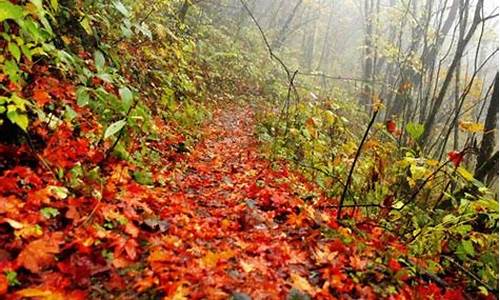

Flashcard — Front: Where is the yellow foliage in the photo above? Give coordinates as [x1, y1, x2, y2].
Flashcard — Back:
[459, 121, 484, 133]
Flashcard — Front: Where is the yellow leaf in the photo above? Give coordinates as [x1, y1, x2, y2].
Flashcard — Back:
[290, 273, 316, 295]
[372, 95, 384, 111]
[457, 167, 474, 182]
[322, 110, 336, 126]
[410, 164, 428, 180]
[16, 288, 65, 300]
[172, 284, 189, 300]
[200, 250, 234, 268]
[426, 159, 439, 167]
[240, 260, 255, 273]
[4, 218, 23, 229]
[459, 121, 484, 133]
[305, 117, 318, 138]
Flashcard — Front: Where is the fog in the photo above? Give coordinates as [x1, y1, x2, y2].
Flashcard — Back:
[197, 0, 498, 159]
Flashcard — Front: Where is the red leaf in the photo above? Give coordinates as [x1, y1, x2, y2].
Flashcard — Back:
[388, 258, 402, 272]
[447, 151, 464, 167]
[386, 120, 397, 134]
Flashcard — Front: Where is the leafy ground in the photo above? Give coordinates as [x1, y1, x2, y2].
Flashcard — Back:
[1, 102, 474, 299]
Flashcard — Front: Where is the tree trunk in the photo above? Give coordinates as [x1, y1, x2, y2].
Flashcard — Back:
[475, 72, 499, 184]
[421, 0, 484, 144]
[271, 0, 304, 50]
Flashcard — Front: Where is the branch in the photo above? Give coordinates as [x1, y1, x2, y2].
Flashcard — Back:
[442, 255, 498, 296]
[337, 108, 379, 219]
[238, 0, 291, 80]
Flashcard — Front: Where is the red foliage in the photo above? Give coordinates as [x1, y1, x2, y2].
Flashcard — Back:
[0, 91, 474, 299]
[386, 120, 397, 134]
[448, 150, 464, 167]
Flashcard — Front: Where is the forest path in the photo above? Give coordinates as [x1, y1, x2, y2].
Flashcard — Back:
[148, 104, 325, 298]
[140, 104, 418, 300]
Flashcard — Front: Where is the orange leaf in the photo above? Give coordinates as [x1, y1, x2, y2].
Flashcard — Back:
[33, 90, 52, 106]
[0, 273, 7, 295]
[291, 273, 316, 295]
[17, 234, 62, 273]
[125, 222, 139, 238]
[16, 288, 66, 300]
[124, 239, 138, 260]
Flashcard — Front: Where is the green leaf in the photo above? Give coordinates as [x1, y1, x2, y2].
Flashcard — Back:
[64, 105, 77, 120]
[5, 270, 20, 286]
[50, 0, 59, 11]
[119, 87, 133, 111]
[0, 0, 24, 23]
[6, 110, 28, 131]
[20, 45, 32, 61]
[405, 122, 424, 141]
[454, 224, 472, 235]
[40, 207, 60, 219]
[4, 59, 20, 83]
[48, 185, 68, 199]
[8, 42, 21, 62]
[80, 16, 93, 35]
[113, 1, 129, 17]
[104, 119, 127, 139]
[456, 239, 475, 260]
[94, 50, 105, 70]
[133, 170, 153, 185]
[76, 87, 89, 106]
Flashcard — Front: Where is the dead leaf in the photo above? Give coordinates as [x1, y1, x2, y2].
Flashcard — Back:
[290, 273, 316, 296]
[17, 234, 62, 272]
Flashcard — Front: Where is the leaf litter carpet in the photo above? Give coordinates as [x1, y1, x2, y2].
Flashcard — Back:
[1, 105, 466, 299]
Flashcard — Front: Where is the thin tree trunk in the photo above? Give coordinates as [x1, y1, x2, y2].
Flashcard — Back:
[271, 0, 304, 50]
[475, 72, 499, 183]
[421, 0, 484, 144]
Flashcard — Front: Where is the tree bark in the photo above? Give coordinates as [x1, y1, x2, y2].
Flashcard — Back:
[421, 0, 484, 144]
[475, 72, 499, 184]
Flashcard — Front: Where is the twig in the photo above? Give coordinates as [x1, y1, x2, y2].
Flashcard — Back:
[297, 72, 382, 83]
[442, 255, 498, 296]
[337, 108, 379, 219]
[25, 132, 57, 179]
[238, 0, 292, 80]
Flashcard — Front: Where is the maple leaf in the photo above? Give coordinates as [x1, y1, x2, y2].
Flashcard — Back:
[17, 234, 62, 273]
[290, 273, 316, 296]
[32, 90, 52, 106]
[349, 255, 368, 270]
[447, 151, 464, 167]
[200, 250, 234, 268]
[125, 238, 139, 260]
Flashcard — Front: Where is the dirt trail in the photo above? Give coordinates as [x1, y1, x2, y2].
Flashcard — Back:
[149, 105, 323, 298]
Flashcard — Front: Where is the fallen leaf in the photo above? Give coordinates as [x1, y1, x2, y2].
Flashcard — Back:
[290, 273, 315, 296]
[17, 234, 62, 272]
